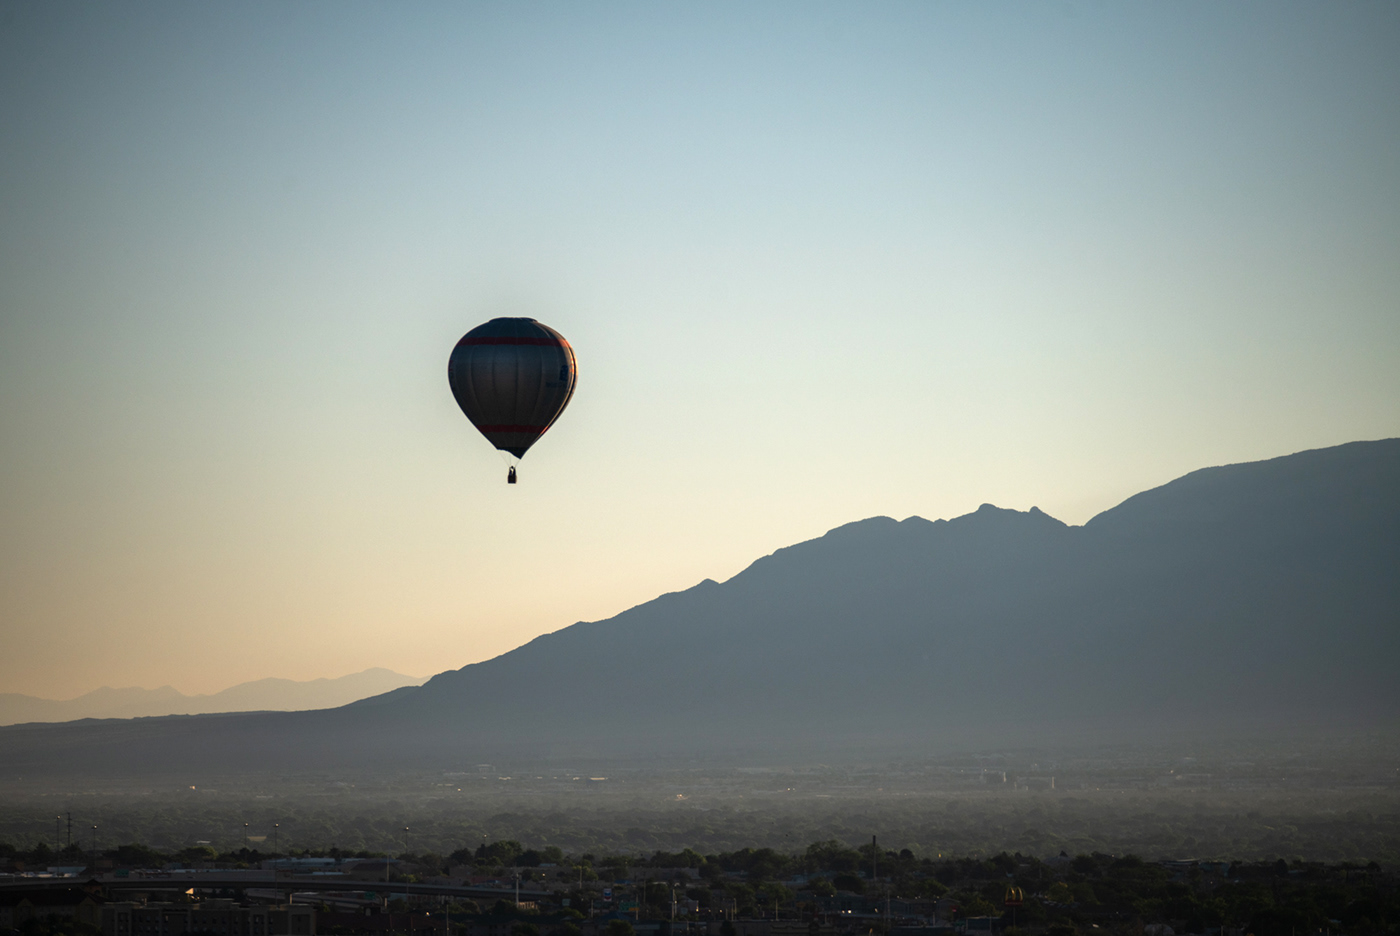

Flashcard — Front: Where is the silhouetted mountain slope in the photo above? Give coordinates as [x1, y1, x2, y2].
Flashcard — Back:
[2, 439, 1396, 778]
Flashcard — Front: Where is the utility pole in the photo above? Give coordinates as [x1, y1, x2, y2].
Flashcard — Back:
[67, 813, 72, 849]
[404, 827, 410, 857]
[273, 823, 279, 860]
[56, 816, 61, 853]
[871, 836, 881, 935]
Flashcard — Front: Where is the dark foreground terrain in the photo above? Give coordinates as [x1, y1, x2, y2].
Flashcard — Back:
[4, 831, 1399, 936]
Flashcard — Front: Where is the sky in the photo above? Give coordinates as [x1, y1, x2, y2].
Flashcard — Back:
[1, 2, 1397, 700]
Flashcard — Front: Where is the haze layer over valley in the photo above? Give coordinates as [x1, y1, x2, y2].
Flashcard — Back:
[2, 733, 1396, 862]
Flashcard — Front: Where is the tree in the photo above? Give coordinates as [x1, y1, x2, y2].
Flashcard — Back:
[805, 841, 862, 876]
[177, 846, 217, 863]
[107, 844, 168, 869]
[759, 882, 796, 911]
[960, 895, 996, 917]
[832, 874, 865, 895]
[477, 841, 524, 866]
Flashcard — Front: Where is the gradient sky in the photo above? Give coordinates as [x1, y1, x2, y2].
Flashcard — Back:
[2, 2, 1397, 699]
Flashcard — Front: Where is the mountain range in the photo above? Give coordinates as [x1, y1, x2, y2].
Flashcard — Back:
[1, 438, 1396, 780]
[0, 668, 425, 726]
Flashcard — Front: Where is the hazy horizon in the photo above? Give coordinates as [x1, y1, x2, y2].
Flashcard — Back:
[0, 665, 425, 703]
[2, 2, 1397, 699]
[0, 666, 428, 727]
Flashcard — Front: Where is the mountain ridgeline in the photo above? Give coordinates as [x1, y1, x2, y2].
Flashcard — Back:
[2, 439, 1396, 778]
[0, 669, 426, 726]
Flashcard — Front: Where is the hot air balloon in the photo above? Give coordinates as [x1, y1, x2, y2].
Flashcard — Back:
[448, 317, 577, 483]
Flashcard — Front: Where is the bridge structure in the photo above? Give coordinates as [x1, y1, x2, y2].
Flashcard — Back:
[0, 870, 555, 903]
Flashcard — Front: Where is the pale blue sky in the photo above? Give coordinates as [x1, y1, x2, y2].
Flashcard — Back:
[1, 2, 1397, 697]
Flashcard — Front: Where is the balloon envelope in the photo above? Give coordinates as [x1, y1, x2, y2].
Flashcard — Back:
[448, 317, 577, 458]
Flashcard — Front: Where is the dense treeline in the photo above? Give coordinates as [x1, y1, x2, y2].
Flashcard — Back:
[3, 837, 1398, 936]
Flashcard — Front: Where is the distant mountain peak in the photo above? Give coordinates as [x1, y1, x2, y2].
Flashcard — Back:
[0, 668, 427, 726]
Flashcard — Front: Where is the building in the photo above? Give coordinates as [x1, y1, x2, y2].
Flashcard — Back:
[0, 886, 105, 930]
[100, 901, 314, 936]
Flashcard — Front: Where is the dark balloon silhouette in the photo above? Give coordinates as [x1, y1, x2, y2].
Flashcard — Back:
[448, 317, 577, 481]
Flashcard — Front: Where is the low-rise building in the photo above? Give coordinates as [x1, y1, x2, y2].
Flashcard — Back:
[0, 886, 105, 929]
[100, 901, 314, 936]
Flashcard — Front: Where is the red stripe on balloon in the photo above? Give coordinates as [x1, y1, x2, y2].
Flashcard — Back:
[479, 425, 548, 434]
[459, 336, 572, 348]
